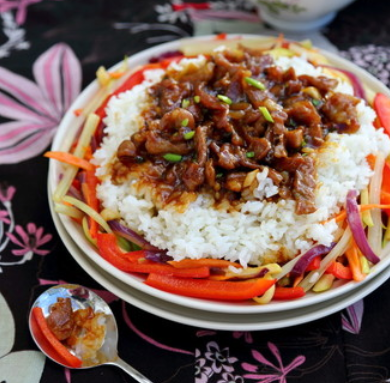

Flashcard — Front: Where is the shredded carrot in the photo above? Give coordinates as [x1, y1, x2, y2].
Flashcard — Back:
[168, 258, 242, 269]
[366, 154, 376, 170]
[83, 145, 93, 161]
[345, 242, 365, 282]
[109, 71, 125, 79]
[81, 169, 99, 238]
[293, 273, 304, 287]
[325, 204, 390, 224]
[44, 151, 94, 171]
[73, 108, 83, 117]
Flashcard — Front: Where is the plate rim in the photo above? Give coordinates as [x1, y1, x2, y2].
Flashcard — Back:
[49, 34, 390, 315]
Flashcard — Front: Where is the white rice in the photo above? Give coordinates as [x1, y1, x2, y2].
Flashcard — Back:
[93, 55, 390, 267]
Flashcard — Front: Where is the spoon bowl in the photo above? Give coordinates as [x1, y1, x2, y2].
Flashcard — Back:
[29, 284, 153, 383]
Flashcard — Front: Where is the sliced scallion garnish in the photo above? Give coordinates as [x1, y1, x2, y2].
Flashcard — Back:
[217, 95, 233, 105]
[182, 99, 190, 108]
[183, 131, 195, 140]
[194, 95, 200, 103]
[259, 106, 274, 123]
[244, 77, 266, 90]
[181, 118, 189, 127]
[312, 98, 321, 107]
[246, 151, 255, 158]
[163, 153, 182, 162]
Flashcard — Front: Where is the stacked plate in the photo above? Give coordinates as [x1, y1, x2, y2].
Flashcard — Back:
[48, 35, 390, 331]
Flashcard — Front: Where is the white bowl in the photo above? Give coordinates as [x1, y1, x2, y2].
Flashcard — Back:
[49, 34, 390, 316]
[249, 0, 357, 32]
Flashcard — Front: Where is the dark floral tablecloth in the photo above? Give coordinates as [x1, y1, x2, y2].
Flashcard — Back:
[1, 0, 390, 382]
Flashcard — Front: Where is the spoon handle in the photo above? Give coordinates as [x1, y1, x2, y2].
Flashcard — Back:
[108, 357, 154, 383]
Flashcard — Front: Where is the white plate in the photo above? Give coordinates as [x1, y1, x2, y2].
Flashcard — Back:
[49, 188, 390, 330]
[49, 34, 390, 315]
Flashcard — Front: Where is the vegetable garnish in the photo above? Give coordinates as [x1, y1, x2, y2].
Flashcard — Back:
[217, 95, 233, 105]
[163, 153, 182, 162]
[273, 286, 305, 300]
[182, 99, 190, 108]
[246, 151, 255, 158]
[31, 307, 83, 368]
[290, 244, 335, 278]
[259, 106, 274, 122]
[194, 95, 200, 103]
[145, 273, 276, 301]
[96, 233, 209, 278]
[183, 131, 195, 140]
[346, 190, 380, 264]
[244, 77, 266, 90]
[374, 93, 390, 136]
[181, 118, 189, 127]
[107, 220, 158, 250]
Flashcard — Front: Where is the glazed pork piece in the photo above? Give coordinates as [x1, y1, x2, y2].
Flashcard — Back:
[114, 47, 361, 214]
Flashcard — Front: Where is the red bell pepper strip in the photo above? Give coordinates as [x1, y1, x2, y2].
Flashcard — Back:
[381, 190, 390, 216]
[374, 93, 390, 136]
[273, 286, 305, 300]
[96, 233, 210, 278]
[145, 273, 276, 301]
[305, 256, 321, 271]
[31, 307, 83, 368]
[325, 261, 353, 280]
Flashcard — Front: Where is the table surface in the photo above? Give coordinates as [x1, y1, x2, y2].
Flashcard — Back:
[1, 0, 390, 382]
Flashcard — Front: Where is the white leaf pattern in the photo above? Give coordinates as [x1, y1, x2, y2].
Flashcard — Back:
[0, 351, 46, 383]
[0, 292, 15, 358]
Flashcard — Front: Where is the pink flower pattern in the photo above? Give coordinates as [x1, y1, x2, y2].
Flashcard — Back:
[0, 185, 16, 202]
[0, 0, 58, 25]
[0, 43, 81, 164]
[242, 342, 306, 383]
[6, 222, 52, 256]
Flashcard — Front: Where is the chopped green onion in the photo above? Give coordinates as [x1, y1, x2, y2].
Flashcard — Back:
[289, 119, 297, 127]
[181, 118, 189, 127]
[194, 95, 200, 103]
[259, 106, 274, 123]
[216, 173, 223, 178]
[163, 153, 182, 162]
[183, 131, 195, 140]
[244, 77, 266, 90]
[217, 95, 233, 105]
[246, 151, 255, 158]
[182, 99, 190, 108]
[312, 98, 321, 107]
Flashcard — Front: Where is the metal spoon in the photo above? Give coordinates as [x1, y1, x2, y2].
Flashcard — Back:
[29, 284, 153, 383]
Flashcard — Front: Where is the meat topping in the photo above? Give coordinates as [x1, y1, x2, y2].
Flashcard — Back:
[112, 48, 362, 214]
